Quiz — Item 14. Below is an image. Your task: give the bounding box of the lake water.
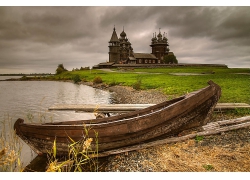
[0,78,115,170]
[0,76,23,80]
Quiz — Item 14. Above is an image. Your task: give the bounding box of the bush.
[195,135,204,142]
[132,77,142,90]
[20,75,28,80]
[203,164,214,171]
[93,76,103,84]
[109,78,119,86]
[72,74,81,84]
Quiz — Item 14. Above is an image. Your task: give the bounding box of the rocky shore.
[92,84,250,172]
[20,80,250,172]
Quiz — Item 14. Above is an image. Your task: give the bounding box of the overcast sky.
[0,5,249,74]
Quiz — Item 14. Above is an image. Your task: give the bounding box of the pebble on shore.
[94,84,250,172]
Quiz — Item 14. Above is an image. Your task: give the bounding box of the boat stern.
[13,118,24,136]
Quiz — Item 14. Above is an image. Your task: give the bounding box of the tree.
[164,54,178,64]
[56,64,68,74]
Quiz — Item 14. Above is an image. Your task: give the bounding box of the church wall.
[108,28,171,65]
[108,44,120,63]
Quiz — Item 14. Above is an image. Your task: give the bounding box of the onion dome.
[151,33,157,44]
[120,30,126,37]
[163,32,168,42]
[157,32,163,41]
[151,33,154,40]
[163,36,168,43]
[151,33,155,41]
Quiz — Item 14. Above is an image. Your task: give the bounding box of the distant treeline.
[0,73,54,76]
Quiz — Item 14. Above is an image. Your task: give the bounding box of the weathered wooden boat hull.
[14,80,221,156]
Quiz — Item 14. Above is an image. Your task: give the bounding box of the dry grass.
[0,116,23,172]
[46,123,99,172]
[139,135,250,172]
[102,112,250,172]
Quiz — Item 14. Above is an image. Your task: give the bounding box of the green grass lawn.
[45,66,249,104]
[3,66,249,172]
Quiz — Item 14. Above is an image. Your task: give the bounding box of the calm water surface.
[0,76,22,80]
[0,79,115,169]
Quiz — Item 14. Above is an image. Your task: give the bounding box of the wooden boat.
[14,80,221,156]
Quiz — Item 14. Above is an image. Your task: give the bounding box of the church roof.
[133,53,158,59]
[109,28,119,42]
[128,56,136,60]
[98,62,115,65]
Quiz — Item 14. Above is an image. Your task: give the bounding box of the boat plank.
[96,116,250,157]
[48,103,250,113]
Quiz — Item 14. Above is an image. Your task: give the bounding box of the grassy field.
[2,65,249,172]
[44,66,250,104]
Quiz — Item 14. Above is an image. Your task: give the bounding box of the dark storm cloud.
[0,6,249,74]
[0,7,97,44]
[0,6,107,73]
[156,7,219,37]
[156,6,250,46]
[212,7,250,46]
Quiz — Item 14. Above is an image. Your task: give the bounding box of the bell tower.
[108,27,120,63]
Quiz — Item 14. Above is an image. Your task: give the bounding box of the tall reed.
[46,123,99,172]
[0,115,23,172]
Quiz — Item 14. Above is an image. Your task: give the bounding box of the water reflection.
[0,80,115,169]
[0,81,114,122]
[0,76,22,80]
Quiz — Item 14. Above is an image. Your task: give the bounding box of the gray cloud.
[0,6,249,74]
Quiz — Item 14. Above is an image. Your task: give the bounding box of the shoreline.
[86,83,250,172]
[81,81,169,104]
[1,77,169,104]
[4,78,250,172]
[80,81,250,172]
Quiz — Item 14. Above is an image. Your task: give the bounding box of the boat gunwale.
[45,96,185,125]
[13,80,221,155]
[18,82,214,128]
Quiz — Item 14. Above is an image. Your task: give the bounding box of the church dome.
[163,36,168,42]
[157,32,162,38]
[151,33,157,44]
[120,30,126,37]
[163,32,168,42]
